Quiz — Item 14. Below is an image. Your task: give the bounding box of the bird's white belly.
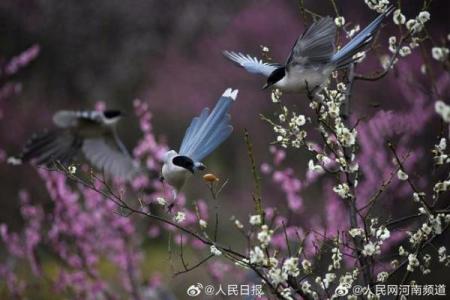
[275,67,333,93]
[162,164,191,191]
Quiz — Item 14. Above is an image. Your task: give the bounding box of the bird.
[223,6,394,93]
[13,110,141,180]
[161,88,238,197]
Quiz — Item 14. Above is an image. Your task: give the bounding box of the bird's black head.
[103,110,123,119]
[263,67,285,89]
[172,155,195,174]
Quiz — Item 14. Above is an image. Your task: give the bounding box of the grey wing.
[82,134,140,180]
[53,110,103,128]
[19,129,83,165]
[286,17,336,68]
[223,51,280,77]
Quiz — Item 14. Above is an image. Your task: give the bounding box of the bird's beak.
[262,83,269,90]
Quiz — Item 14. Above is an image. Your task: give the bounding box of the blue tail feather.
[332,6,393,69]
[179,88,238,162]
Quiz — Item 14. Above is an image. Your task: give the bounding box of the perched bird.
[14,110,140,180]
[161,88,238,196]
[223,6,393,93]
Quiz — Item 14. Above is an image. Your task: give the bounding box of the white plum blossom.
[435,101,450,122]
[308,159,324,174]
[249,246,265,265]
[433,138,449,165]
[257,225,273,248]
[336,126,357,147]
[362,241,381,256]
[333,183,351,199]
[268,256,279,268]
[393,9,406,25]
[417,11,431,23]
[432,47,449,62]
[234,219,244,229]
[282,257,300,277]
[210,245,222,256]
[346,25,360,38]
[388,36,397,53]
[291,114,306,127]
[323,273,336,289]
[421,253,432,275]
[399,46,412,57]
[376,226,390,241]
[156,197,166,206]
[334,16,345,27]
[412,192,425,203]
[249,214,262,225]
[406,19,423,33]
[438,246,450,266]
[331,247,343,270]
[280,288,293,300]
[399,246,408,256]
[438,138,447,151]
[302,259,313,274]
[407,253,420,272]
[377,271,389,282]
[174,211,185,223]
[268,267,288,285]
[199,219,207,228]
[349,227,365,238]
[433,180,450,192]
[68,165,77,174]
[261,45,269,53]
[271,89,282,103]
[397,169,409,181]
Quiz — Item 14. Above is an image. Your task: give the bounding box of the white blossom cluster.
[316,87,360,171]
[245,5,449,298]
[333,183,352,199]
[271,103,308,148]
[405,11,430,33]
[433,180,450,193]
[282,257,300,277]
[387,9,430,63]
[257,225,274,248]
[432,138,449,165]
[407,213,450,246]
[249,245,266,265]
[356,220,391,257]
[407,253,420,272]
[280,287,294,300]
[300,281,319,299]
[364,0,390,13]
[315,273,336,289]
[329,247,343,270]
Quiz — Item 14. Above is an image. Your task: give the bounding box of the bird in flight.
[223,6,393,93]
[161,88,238,197]
[14,110,141,180]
